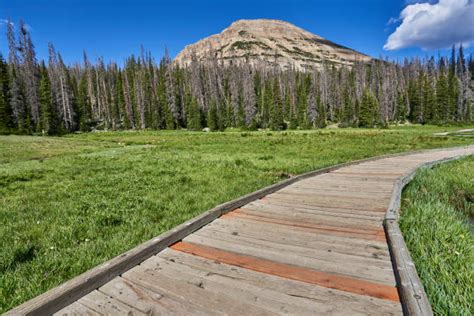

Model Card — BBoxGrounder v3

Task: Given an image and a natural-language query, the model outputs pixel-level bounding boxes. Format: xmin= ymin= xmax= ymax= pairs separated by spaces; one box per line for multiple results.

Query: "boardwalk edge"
xmin=6 ymin=145 xmax=473 ymax=315
xmin=384 ymin=153 xmax=472 ymax=316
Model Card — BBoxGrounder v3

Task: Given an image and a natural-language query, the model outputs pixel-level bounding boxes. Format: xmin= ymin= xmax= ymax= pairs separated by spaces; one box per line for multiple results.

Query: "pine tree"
xmin=186 ymin=95 xmax=201 ymax=131
xmin=315 ymin=95 xmax=327 ymax=128
xmin=76 ymin=75 xmax=92 ymax=131
xmin=422 ymin=74 xmax=436 ymax=123
xmin=408 ymin=77 xmax=423 ymax=124
xmin=217 ymin=102 xmax=226 ymax=131
xmin=18 ymin=21 xmax=40 ymax=130
xmin=269 ymin=78 xmax=285 ymax=130
xmin=38 ymin=63 xmax=60 ymax=134
xmin=9 ymin=67 xmax=27 ymax=133
xmin=341 ymin=88 xmax=354 ymax=126
xmin=296 ymin=76 xmax=310 ymax=128
xmin=283 ymin=88 xmax=291 ymax=122
xmin=262 ymin=80 xmax=273 ymax=128
xmin=115 ymin=71 xmax=127 ymax=129
xmin=207 ymin=99 xmax=219 ymax=131
xmin=288 ymin=105 xmax=298 ymax=130
xmin=436 ymin=71 xmax=450 ymax=122
xmin=156 ymin=71 xmax=168 ymax=129
xmin=236 ymin=91 xmax=246 ymax=128
xmin=447 ymin=69 xmax=459 ymax=122
xmin=0 ymin=54 xmax=13 ymax=132
xmin=395 ymin=92 xmax=407 ymax=123
xmin=358 ymin=88 xmax=378 ymax=128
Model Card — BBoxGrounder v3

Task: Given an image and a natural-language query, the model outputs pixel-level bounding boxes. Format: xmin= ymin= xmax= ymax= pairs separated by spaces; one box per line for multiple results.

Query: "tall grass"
xmin=400 ymin=157 xmax=473 ymax=315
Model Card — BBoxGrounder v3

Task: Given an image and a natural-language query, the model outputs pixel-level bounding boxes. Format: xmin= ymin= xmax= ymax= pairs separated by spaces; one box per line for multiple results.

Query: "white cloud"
xmin=387 ymin=17 xmax=400 ymax=25
xmin=384 ymin=0 xmax=474 ymax=50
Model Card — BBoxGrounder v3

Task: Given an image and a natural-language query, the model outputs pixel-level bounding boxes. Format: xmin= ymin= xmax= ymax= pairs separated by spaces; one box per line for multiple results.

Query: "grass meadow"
xmin=400 ymin=157 xmax=473 ymax=315
xmin=1 ymin=125 xmax=473 ymax=312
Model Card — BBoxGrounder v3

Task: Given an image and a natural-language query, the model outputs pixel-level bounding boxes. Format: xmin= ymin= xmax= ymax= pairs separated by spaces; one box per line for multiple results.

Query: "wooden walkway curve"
xmin=8 ymin=146 xmax=474 ymax=315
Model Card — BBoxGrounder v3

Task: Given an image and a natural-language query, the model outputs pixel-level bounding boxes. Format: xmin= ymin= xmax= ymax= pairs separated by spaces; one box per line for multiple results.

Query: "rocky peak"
xmin=174 ymin=19 xmax=371 ymax=71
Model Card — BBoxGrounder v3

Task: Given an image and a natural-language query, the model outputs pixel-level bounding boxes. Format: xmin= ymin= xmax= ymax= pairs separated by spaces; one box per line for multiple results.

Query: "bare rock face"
xmin=174 ymin=19 xmax=371 ymax=70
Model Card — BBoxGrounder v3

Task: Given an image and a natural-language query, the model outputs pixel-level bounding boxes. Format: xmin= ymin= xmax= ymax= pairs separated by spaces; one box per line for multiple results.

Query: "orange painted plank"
xmin=222 ymin=209 xmax=386 ymax=241
xmin=171 ymin=241 xmax=400 ymax=302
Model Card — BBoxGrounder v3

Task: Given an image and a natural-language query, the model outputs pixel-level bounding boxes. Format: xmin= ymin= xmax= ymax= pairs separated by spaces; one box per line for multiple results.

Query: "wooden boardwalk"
xmin=9 ymin=146 xmax=474 ymax=315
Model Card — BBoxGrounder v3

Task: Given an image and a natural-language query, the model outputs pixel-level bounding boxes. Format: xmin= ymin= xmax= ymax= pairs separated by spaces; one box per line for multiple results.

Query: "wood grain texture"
xmin=158 ymin=249 xmax=403 ymax=315
xmin=54 ymin=302 xmax=100 ymax=316
xmin=222 ymin=209 xmax=387 ymax=241
xmin=123 ymin=264 xmax=274 ymax=315
xmin=98 ymin=277 xmax=210 ymax=315
xmin=180 ymin=234 xmax=395 ymax=285
xmin=205 ymin=217 xmax=391 ymax=259
xmin=139 ymin=255 xmax=320 ymax=315
xmin=171 ymin=241 xmax=400 ymax=301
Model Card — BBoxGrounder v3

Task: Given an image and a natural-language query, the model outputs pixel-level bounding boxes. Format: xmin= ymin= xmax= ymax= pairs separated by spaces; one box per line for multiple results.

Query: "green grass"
xmin=400 ymin=157 xmax=473 ymax=315
xmin=1 ymin=125 xmax=473 ymax=312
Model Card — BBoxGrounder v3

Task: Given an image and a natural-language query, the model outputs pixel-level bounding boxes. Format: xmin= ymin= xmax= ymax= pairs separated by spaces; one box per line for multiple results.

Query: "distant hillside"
xmin=174 ymin=19 xmax=372 ymax=70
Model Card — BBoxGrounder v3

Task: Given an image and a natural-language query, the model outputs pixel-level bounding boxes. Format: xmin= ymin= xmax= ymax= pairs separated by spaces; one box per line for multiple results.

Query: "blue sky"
xmin=1 ymin=0 xmax=473 ymax=65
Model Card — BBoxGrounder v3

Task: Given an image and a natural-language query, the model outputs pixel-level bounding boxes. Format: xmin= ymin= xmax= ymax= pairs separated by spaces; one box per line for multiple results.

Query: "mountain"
xmin=174 ymin=19 xmax=371 ymax=71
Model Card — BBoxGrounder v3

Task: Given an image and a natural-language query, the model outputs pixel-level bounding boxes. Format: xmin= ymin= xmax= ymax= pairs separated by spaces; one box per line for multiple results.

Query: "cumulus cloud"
xmin=384 ymin=0 xmax=474 ymax=50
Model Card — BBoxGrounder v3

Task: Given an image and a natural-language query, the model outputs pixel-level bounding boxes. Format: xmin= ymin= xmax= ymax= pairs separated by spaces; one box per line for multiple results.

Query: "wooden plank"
xmin=247 ymin=199 xmax=385 ymax=221
xmin=263 ymin=195 xmax=388 ymax=212
xmin=332 ymin=171 xmax=405 ymax=177
xmin=252 ymin=199 xmax=386 ymax=220
xmin=159 ymin=249 xmax=403 ymax=315
xmin=304 ymin=175 xmax=397 ymax=185
xmin=241 ymin=198 xmax=388 ymax=223
xmin=321 ymin=173 xmax=400 ymax=181
xmin=77 ymin=290 xmax=147 ymax=315
xmin=271 ymin=190 xmax=391 ymax=205
xmin=194 ymin=225 xmax=393 ymax=269
xmin=98 ymin=277 xmax=209 ymax=315
xmin=294 ymin=181 xmax=395 ymax=191
xmin=206 ymin=217 xmax=391 ymax=260
xmin=262 ymin=195 xmax=388 ymax=213
xmin=317 ymin=176 xmax=399 ymax=184
xmin=54 ymin=302 xmax=100 ymax=316
xmin=221 ymin=210 xmax=387 ymax=241
xmin=335 ymin=168 xmax=412 ymax=174
xmin=139 ymin=255 xmax=320 ymax=315
xmin=236 ymin=206 xmax=384 ymax=230
xmin=279 ymin=186 xmax=393 ymax=198
xmin=334 ymin=164 xmax=413 ymax=169
xmin=123 ymin=264 xmax=274 ymax=315
xmin=171 ymin=241 xmax=400 ymax=301
xmin=183 ymin=235 xmax=396 ymax=285
xmin=213 ymin=216 xmax=389 ymax=255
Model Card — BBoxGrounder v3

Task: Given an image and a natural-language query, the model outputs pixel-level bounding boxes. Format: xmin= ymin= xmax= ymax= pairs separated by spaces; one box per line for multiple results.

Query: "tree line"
xmin=0 ymin=20 xmax=472 ymax=135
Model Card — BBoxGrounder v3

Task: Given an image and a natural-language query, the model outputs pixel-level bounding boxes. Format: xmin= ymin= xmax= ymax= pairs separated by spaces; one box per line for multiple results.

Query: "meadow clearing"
xmin=1 ymin=125 xmax=473 ymax=311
